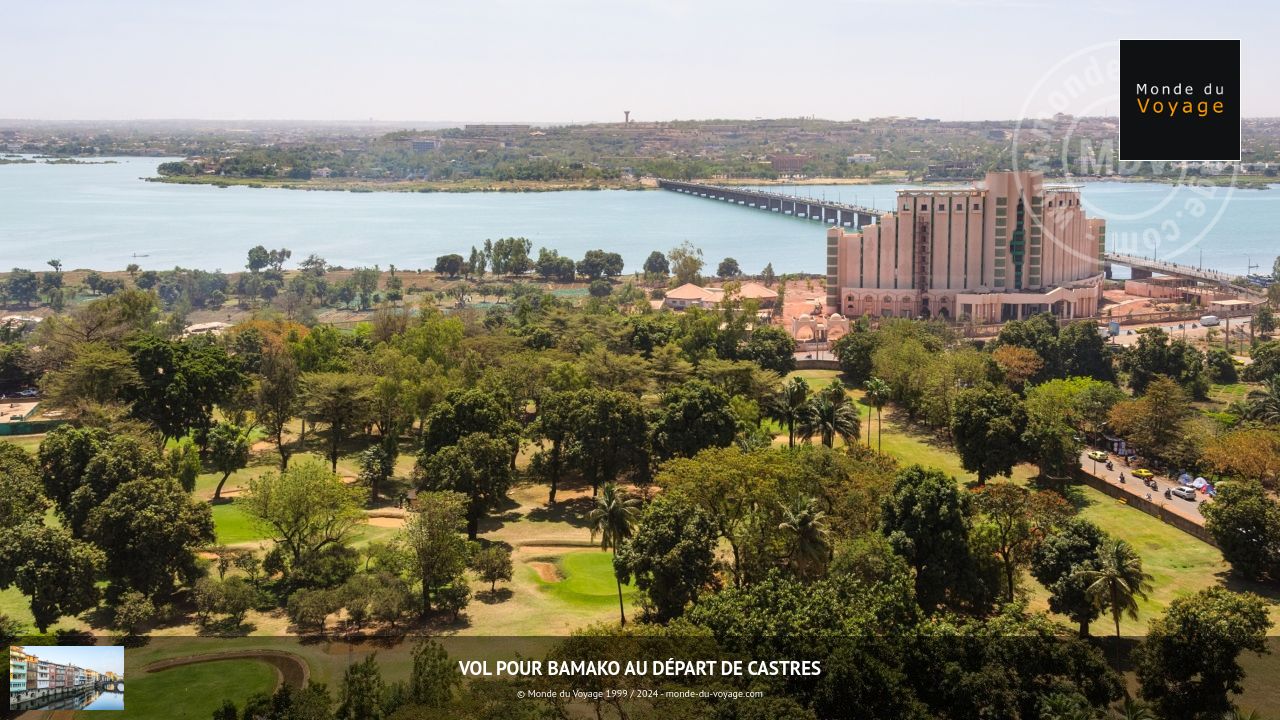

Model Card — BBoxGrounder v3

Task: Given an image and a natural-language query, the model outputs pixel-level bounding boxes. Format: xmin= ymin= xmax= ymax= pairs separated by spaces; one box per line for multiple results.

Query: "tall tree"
xmin=766 ymin=376 xmax=812 ymax=449
xmin=255 ymin=340 xmax=300 ymax=469
xmin=1136 ymin=588 xmax=1272 ymax=720
xmin=417 ymin=432 xmax=513 ymax=540
xmin=243 ymin=459 xmax=367 ymax=574
xmin=777 ymin=495 xmax=831 ymax=581
xmin=974 ymin=483 xmax=1068 ymax=602
xmin=300 ymin=372 xmax=373 ymax=472
xmin=614 ymin=495 xmax=717 ymax=621
xmin=125 ymin=335 xmax=247 ymax=446
xmin=85 ymin=477 xmax=215 ymax=599
xmin=1031 ymin=518 xmax=1107 ymax=637
xmin=652 ymin=380 xmax=737 ymax=460
xmin=800 ymin=392 xmax=860 ymax=448
xmin=950 ymin=384 xmax=1026 ymax=484
xmin=587 ymin=482 xmax=640 ymax=625
xmin=880 ymin=465 xmax=980 ymax=613
xmin=402 ymin=491 xmax=470 ymax=614
xmin=1082 ymin=538 xmax=1153 ymax=663
xmin=1200 ymin=480 xmax=1280 ymax=582
xmin=667 ymin=241 xmax=705 ymax=286
xmin=0 ymin=524 xmax=104 ymax=633
xmin=206 ymin=422 xmax=251 ymax=501
xmin=864 ymin=376 xmax=891 ymax=452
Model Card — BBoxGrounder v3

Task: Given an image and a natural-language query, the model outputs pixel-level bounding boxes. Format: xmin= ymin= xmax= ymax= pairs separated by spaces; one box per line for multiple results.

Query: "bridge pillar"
xmin=1130 ymin=267 xmax=1153 ymax=280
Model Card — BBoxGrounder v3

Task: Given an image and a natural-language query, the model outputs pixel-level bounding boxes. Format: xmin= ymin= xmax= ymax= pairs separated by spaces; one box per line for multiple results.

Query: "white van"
xmin=1200 ymin=315 xmax=1220 ymax=327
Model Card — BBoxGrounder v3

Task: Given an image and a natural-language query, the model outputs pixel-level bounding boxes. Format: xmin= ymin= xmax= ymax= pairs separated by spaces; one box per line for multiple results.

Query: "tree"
xmin=470 ymin=545 xmax=514 ymax=592
xmin=218 ymin=576 xmax=256 ymax=624
xmin=880 ymin=465 xmax=979 ymax=613
xmin=717 ymin=257 xmax=741 ymax=278
xmin=1120 ymin=327 xmax=1208 ymax=398
xmin=243 ymin=460 xmax=367 ymax=575
xmin=6 ymin=268 xmax=39 ymax=307
xmin=1106 ymin=375 xmax=1194 ymax=467
xmin=434 ymin=254 xmax=465 ymax=278
xmin=766 ymin=376 xmax=812 ymax=448
xmin=1081 ymin=538 xmax=1152 ymax=662
xmin=403 ymin=491 xmax=471 ymax=614
xmin=1253 ymin=304 xmax=1276 ymax=335
xmin=974 ymin=483 xmax=1068 ymax=602
xmin=247 ymin=245 xmax=271 ymax=273
xmin=833 ymin=328 xmax=879 ymax=385
xmin=950 ymin=384 xmax=1026 ymax=484
xmin=993 ymin=345 xmax=1044 ymax=391
xmin=799 ymin=392 xmax=860 ymax=448
xmin=1058 ymin=319 xmax=1115 ymax=381
xmin=409 ymin=639 xmax=461 ymax=708
xmin=337 ymin=653 xmax=385 ymax=720
xmin=614 ymin=495 xmax=717 ymax=622
xmin=86 ymin=477 xmax=215 ymax=599
xmin=40 ymin=343 xmax=140 ymax=408
xmin=742 ymin=324 xmax=796 ymax=373
xmin=420 ymin=388 xmax=517 ymax=459
xmin=588 ymin=279 xmax=612 ymax=298
xmin=864 ymin=377 xmax=891 ymax=452
xmin=256 ymin=340 xmax=300 ymax=469
xmin=667 ymin=241 xmax=705 ymax=286
xmin=206 ymin=422 xmax=251 ymax=501
xmin=418 ymin=432 xmax=513 ymax=540
xmin=642 ymin=250 xmax=669 ymax=279
xmin=588 ymin=483 xmax=640 ymax=625
xmin=777 ymin=495 xmax=831 ymax=581
xmin=1243 ymin=375 xmax=1280 ymax=425
xmin=652 ymin=380 xmax=737 ymax=459
xmin=300 ymin=372 xmax=373 ymax=471
xmin=0 ymin=524 xmax=104 ymax=633
xmin=577 ymin=249 xmax=624 ymax=280
xmin=1031 ymin=518 xmax=1107 ymax=637
xmin=287 ymin=587 xmax=339 ymax=632
xmin=111 ymin=590 xmax=155 ymax=639
xmin=1201 ymin=480 xmax=1280 ymax=582
xmin=38 ymin=428 xmax=168 ymax=537
xmin=125 ymin=335 xmax=247 ymax=446
xmin=761 ymin=262 xmax=777 ymax=287
xmin=0 ymin=441 xmax=49 ymax=528
xmin=1136 ymin=588 xmax=1272 ymax=720
xmin=1202 ymin=428 xmax=1280 ymax=490
xmin=358 ymin=443 xmax=395 ymax=507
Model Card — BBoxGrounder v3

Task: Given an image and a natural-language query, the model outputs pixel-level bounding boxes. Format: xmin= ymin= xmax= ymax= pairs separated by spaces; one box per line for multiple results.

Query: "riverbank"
xmin=145 ymin=175 xmax=651 ymax=193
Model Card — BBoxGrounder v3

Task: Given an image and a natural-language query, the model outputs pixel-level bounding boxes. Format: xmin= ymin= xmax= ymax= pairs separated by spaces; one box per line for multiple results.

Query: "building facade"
xmin=826 ymin=171 xmax=1105 ymax=323
xmin=9 ymin=647 xmax=29 ymax=694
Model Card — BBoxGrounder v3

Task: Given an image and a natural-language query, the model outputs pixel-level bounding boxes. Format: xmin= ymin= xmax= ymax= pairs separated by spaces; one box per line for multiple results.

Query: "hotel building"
xmin=826 ymin=171 xmax=1105 ymax=323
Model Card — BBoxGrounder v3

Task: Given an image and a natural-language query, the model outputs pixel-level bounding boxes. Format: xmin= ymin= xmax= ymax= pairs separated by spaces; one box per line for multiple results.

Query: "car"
xmin=1132 ymin=469 xmax=1155 ymax=479
xmin=1087 ymin=450 xmax=1108 ymax=462
xmin=1172 ymin=486 xmax=1198 ymax=501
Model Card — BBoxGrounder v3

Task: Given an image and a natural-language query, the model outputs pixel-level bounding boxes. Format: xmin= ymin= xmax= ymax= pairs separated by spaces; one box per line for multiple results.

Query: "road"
xmin=1078 ymin=449 xmax=1210 ymax=528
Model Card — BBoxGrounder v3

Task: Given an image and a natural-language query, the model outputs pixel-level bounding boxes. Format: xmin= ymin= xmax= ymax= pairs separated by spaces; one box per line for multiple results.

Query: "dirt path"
xmin=142 ymin=650 xmax=309 ymax=691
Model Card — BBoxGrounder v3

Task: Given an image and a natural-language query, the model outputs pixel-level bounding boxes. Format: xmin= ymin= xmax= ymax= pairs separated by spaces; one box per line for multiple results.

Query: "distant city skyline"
xmin=2 ymin=0 xmax=1276 ymax=122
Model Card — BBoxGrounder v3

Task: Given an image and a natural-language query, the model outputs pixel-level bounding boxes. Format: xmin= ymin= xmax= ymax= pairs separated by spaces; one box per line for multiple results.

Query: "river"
xmin=1 ymin=157 xmax=1275 ymax=276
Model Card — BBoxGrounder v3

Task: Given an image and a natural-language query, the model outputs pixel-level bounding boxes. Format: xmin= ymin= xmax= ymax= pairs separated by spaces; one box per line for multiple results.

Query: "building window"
xmin=903 ymin=202 xmax=909 ymax=210
xmin=920 ymin=204 xmax=928 ymax=211
xmin=973 ymin=202 xmax=981 ymax=210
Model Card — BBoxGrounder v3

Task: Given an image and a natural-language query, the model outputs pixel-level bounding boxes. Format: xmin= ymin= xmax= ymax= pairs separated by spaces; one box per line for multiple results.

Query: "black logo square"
xmin=1119 ymin=39 xmax=1240 ymax=161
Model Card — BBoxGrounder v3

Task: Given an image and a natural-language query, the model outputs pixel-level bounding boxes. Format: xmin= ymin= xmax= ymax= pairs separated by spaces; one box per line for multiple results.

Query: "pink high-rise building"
xmin=826 ymin=171 xmax=1105 ymax=323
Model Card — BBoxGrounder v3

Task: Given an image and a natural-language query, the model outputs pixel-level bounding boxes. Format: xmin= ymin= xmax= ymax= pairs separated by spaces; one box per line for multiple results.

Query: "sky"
xmin=19 ymin=646 xmax=125 ymax=676
xmin=2 ymin=0 xmax=1276 ymax=122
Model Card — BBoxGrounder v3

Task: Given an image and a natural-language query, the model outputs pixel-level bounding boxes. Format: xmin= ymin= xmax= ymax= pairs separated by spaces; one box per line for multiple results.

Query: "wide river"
xmin=1 ymin=157 xmax=1276 ymax=276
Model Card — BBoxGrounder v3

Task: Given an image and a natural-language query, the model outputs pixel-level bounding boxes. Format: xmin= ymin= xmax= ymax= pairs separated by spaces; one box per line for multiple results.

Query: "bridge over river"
xmin=657 ymin=179 xmax=881 ymax=229
xmin=1104 ymin=252 xmax=1246 ymax=286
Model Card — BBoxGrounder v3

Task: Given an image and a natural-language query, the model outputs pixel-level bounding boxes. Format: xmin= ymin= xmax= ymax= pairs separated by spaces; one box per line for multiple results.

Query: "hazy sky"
xmin=3 ymin=0 xmax=1274 ymax=122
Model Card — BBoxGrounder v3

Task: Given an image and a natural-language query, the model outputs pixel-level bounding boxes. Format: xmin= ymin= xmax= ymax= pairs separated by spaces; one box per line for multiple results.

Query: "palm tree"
xmin=1082 ymin=538 xmax=1153 ymax=667
xmin=777 ymin=495 xmax=831 ymax=581
xmin=587 ymin=483 xmax=640 ymax=626
xmin=767 ymin=376 xmax=812 ymax=448
xmin=864 ymin=377 xmax=891 ymax=453
xmin=1115 ymin=696 xmax=1155 ymax=720
xmin=799 ymin=394 xmax=860 ymax=448
xmin=1244 ymin=375 xmax=1280 ymax=424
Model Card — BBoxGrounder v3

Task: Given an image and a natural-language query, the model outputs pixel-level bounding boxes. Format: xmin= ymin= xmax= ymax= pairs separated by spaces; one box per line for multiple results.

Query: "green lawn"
xmin=90 ymin=659 xmax=278 ymax=720
xmin=527 ymin=551 xmax=637 ymax=607
xmin=211 ymin=501 xmax=273 ymax=546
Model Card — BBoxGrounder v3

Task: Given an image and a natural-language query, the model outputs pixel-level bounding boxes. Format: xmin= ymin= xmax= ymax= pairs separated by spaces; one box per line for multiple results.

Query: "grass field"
xmin=528 ymin=550 xmax=637 ymax=608
xmin=210 ymin=501 xmax=273 ymax=546
xmin=90 ymin=659 xmax=279 ymax=720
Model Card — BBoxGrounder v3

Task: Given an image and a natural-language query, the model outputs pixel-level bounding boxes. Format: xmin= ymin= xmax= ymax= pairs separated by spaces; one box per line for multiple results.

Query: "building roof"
xmin=665 ymin=283 xmax=720 ymax=301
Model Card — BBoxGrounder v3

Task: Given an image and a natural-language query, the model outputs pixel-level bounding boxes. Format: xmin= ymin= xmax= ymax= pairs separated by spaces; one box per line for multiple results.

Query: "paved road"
xmin=1078 ymin=450 xmax=1209 ymax=527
